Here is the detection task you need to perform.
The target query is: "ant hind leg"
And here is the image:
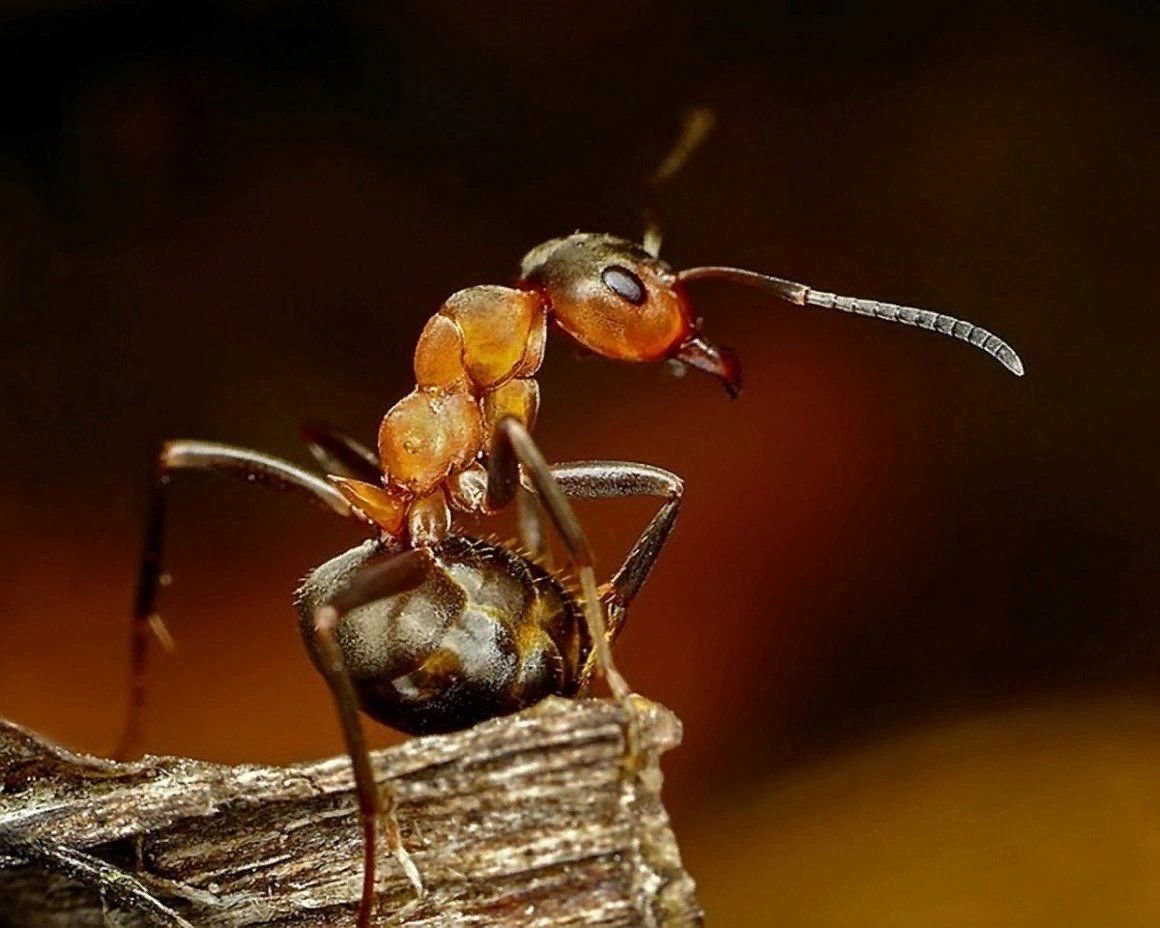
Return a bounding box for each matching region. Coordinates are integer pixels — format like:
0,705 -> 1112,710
114,441 -> 358,761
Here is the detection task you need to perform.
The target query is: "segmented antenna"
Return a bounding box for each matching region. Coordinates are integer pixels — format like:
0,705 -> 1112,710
677,266 -> 1025,376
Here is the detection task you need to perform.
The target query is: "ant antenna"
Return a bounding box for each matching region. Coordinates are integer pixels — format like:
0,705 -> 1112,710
678,265 -> 1025,376
643,106 -> 716,258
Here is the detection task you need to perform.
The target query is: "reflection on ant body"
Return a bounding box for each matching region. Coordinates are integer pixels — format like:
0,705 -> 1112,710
122,423 -> 683,925
115,110 -> 1023,926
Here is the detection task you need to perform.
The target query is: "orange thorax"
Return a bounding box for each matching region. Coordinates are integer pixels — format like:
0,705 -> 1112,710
332,285 -> 546,544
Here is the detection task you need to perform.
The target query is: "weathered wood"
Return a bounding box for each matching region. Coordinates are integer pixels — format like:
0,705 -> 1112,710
0,697 -> 701,927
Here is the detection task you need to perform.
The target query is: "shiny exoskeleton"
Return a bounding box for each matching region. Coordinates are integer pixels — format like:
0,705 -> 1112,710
117,424 -> 683,927
115,109 -> 1025,928
115,237 -> 1026,928
297,535 -> 589,736
114,233 -> 1025,928
329,233 -> 726,549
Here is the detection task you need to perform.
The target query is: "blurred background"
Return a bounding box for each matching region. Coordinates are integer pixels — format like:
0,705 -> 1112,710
0,1 -> 1157,924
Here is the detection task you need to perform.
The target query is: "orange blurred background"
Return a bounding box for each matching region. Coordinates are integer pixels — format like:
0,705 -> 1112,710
0,3 -> 1157,925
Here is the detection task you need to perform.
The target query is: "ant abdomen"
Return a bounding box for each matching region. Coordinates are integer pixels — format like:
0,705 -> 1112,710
296,537 -> 588,735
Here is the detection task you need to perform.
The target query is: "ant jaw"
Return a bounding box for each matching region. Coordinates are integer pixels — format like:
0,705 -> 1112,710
673,334 -> 743,398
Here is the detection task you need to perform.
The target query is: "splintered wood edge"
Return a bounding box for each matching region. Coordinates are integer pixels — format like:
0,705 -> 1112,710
0,697 -> 702,928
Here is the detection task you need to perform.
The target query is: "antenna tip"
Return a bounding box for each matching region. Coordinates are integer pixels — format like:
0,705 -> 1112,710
1000,347 -> 1026,377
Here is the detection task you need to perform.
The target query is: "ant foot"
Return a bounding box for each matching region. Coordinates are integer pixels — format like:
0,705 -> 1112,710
393,842 -> 424,898
617,692 -> 648,779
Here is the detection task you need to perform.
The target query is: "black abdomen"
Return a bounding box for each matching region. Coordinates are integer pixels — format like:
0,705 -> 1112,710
297,537 -> 587,735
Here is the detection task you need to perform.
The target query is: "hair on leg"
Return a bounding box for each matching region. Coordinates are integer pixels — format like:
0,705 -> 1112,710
114,440 -> 359,761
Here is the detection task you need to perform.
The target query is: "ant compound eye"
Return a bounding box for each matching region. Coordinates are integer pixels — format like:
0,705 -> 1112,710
601,265 -> 646,306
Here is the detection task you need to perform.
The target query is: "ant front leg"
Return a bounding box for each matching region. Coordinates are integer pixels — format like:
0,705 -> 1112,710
514,479 -> 552,568
485,419 -> 655,776
114,441 -> 360,761
547,461 -> 684,648
310,552 -> 428,928
486,418 -> 632,703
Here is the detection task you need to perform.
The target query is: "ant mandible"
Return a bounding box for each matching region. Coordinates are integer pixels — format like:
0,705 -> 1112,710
114,110 -> 1024,927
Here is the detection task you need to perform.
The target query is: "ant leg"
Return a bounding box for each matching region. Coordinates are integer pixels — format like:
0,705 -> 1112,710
311,555 -> 428,925
312,612 -> 382,928
300,418 -> 381,482
642,106 -> 716,257
515,487 -> 552,567
487,421 -> 648,774
486,418 -> 632,703
114,441 -> 360,761
547,461 -> 683,644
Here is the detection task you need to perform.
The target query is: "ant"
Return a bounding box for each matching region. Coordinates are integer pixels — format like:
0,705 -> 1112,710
114,110 -> 1024,927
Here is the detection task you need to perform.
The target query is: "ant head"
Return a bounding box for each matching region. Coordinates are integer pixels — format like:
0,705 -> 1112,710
518,233 -> 742,396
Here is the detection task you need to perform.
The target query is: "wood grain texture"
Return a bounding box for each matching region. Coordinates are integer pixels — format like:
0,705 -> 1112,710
0,697 -> 701,928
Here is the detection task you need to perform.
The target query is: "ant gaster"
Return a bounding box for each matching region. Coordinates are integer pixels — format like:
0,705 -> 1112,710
115,111 -> 1024,927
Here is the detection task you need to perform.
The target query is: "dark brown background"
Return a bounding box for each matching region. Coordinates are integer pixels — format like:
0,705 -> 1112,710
1,2 -> 1157,924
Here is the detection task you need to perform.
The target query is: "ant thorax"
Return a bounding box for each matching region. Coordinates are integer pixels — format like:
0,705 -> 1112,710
329,284 -> 547,547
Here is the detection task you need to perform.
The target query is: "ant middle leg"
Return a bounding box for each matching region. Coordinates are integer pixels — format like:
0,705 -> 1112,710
114,440 -> 361,761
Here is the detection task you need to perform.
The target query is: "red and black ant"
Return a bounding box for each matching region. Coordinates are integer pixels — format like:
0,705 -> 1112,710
115,111 -> 1023,926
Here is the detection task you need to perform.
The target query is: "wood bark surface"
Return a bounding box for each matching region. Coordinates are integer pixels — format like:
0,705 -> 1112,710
0,697 -> 701,928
